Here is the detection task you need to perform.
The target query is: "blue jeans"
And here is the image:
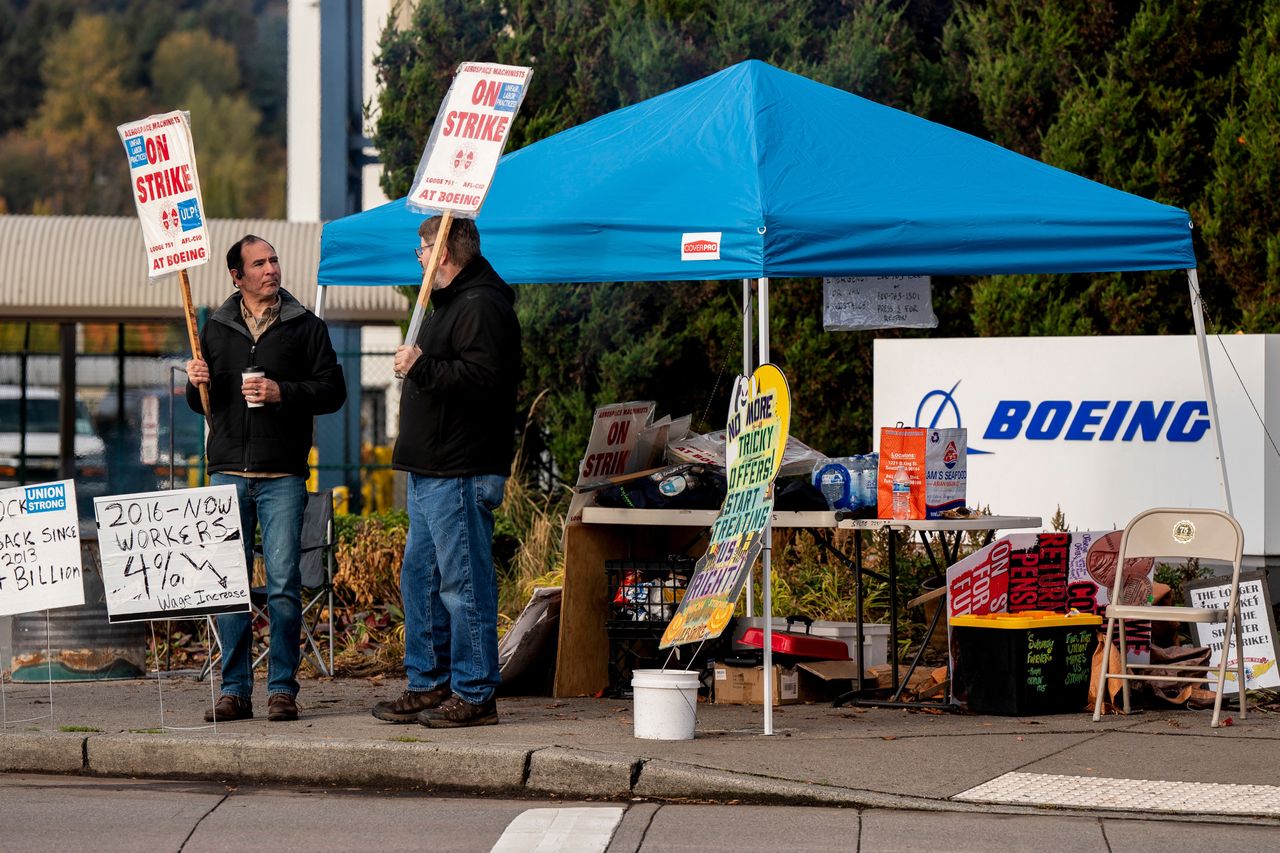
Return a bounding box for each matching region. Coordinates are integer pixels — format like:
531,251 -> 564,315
211,472 -> 306,699
401,473 -> 505,704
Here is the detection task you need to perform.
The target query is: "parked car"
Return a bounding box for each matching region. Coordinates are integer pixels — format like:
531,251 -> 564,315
0,385 -> 107,495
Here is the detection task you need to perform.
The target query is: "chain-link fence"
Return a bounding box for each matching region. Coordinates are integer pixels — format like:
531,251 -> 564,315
0,320 -> 404,520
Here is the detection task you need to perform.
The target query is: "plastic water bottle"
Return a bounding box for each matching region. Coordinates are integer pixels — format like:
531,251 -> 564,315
892,464 -> 911,520
861,453 -> 879,513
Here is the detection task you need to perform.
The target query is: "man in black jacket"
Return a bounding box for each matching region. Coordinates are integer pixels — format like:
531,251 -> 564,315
186,235 -> 346,723
372,216 -> 521,728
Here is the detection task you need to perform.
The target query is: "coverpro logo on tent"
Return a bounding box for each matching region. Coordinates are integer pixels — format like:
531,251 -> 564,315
681,232 -> 721,261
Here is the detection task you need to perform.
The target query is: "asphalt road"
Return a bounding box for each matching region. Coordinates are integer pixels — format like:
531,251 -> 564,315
2,772 -> 1277,852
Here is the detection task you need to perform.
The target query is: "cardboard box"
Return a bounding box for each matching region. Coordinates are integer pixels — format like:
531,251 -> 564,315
877,427 -> 966,519
712,663 -> 804,705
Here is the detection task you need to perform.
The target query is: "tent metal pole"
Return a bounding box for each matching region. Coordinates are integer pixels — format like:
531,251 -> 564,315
1188,269 -> 1232,514
314,283 -> 328,321
757,278 -> 770,365
743,279 -> 755,619
757,277 -> 773,735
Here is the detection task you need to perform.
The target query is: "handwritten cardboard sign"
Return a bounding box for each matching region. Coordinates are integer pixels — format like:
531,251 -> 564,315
823,276 -> 938,330
661,365 -> 791,648
0,480 -> 85,617
94,485 -> 249,623
117,110 -> 210,278
1186,573 -> 1280,695
406,62 -> 533,217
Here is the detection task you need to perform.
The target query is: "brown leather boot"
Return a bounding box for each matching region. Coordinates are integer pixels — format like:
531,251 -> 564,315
267,693 -> 299,722
417,694 -> 498,728
203,694 -> 253,722
371,686 -> 452,723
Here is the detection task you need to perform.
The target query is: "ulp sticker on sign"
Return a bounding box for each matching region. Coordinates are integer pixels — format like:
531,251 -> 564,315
681,232 -> 721,261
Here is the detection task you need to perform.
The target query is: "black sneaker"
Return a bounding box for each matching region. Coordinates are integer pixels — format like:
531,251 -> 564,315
417,694 -> 498,728
371,686 -> 451,723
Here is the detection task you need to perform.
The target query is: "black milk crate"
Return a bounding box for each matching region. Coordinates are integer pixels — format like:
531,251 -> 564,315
605,558 -> 693,624
604,558 -> 693,695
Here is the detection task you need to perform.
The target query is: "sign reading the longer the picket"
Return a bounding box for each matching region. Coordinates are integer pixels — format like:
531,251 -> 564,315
0,480 -> 84,617
94,485 -> 248,623
407,62 -> 532,217
1187,573 -> 1280,695
117,110 -> 210,278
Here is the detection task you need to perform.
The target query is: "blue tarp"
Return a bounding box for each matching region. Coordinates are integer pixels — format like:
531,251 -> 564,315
319,60 -> 1195,286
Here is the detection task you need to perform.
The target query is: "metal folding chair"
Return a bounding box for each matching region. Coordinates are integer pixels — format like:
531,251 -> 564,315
200,489 -> 336,680
1092,507 -> 1246,728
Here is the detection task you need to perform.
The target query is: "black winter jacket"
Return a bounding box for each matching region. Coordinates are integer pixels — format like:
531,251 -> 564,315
393,256 -> 521,477
186,289 -> 346,476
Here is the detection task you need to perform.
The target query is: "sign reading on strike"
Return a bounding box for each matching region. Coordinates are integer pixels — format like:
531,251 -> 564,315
407,62 -> 533,217
661,365 -> 791,648
117,110 -> 210,278
0,480 -> 85,617
94,485 -> 249,623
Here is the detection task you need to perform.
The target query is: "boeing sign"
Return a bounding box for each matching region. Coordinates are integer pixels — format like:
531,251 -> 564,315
875,335 -> 1279,556
982,399 -> 1210,442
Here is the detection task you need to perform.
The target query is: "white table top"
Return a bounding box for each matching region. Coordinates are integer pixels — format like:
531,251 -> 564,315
581,506 -> 1042,532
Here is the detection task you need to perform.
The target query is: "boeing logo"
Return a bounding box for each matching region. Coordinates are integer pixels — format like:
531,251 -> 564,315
915,382 -> 1210,446
915,380 -> 991,454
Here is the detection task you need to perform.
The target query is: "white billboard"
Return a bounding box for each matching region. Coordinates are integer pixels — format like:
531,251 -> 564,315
874,335 -> 1279,555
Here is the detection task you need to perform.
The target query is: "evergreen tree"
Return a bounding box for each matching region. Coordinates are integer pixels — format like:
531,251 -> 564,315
1201,3 -> 1280,331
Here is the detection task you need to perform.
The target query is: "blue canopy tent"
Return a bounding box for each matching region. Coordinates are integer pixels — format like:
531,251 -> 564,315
321,60 -> 1195,285
319,60 -> 1227,712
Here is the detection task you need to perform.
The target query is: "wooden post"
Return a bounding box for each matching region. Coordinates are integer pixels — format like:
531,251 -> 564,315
399,210 -> 455,375
179,268 -> 213,432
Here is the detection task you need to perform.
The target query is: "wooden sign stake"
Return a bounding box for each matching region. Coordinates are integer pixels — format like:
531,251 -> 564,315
179,268 -> 213,432
398,210 -> 455,378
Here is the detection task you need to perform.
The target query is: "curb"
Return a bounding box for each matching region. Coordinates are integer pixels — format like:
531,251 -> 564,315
3,731 -> 1279,824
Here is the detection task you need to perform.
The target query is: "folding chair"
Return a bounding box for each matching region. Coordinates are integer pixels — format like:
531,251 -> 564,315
1092,507 -> 1246,728
250,489 -> 337,676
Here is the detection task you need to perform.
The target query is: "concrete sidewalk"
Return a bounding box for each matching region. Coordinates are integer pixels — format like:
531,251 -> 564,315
2,675 -> 1278,823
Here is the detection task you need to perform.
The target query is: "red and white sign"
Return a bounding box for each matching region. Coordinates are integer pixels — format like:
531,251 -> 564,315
407,62 -> 533,217
681,232 -> 722,261
117,111 -> 209,278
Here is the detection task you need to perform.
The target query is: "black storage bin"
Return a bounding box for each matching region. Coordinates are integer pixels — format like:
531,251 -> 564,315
951,610 -> 1102,715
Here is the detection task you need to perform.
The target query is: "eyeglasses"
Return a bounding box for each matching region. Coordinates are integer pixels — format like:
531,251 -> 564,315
414,243 -> 434,260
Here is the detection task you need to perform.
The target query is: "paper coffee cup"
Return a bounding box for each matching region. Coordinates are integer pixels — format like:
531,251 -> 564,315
242,367 -> 265,408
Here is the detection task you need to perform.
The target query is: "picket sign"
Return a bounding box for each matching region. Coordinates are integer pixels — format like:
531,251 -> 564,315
94,485 -> 250,623
1186,573 -> 1280,696
660,365 -> 791,649
401,62 -> 533,356
0,480 -> 85,617
117,110 -> 212,428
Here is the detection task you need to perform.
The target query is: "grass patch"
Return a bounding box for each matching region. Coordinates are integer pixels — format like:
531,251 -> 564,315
130,728 -> 165,734
388,735 -> 424,743
57,725 -> 100,733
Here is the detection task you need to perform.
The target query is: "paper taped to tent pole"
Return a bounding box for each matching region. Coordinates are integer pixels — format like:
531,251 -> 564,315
406,62 -> 533,218
95,485 -> 249,623
823,276 -> 938,330
117,110 -> 210,279
0,480 -> 85,617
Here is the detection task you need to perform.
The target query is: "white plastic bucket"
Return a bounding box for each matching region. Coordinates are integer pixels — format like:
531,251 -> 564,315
631,668 -> 700,740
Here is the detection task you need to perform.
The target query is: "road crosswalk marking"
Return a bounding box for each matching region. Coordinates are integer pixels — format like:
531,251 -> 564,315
491,806 -> 626,853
